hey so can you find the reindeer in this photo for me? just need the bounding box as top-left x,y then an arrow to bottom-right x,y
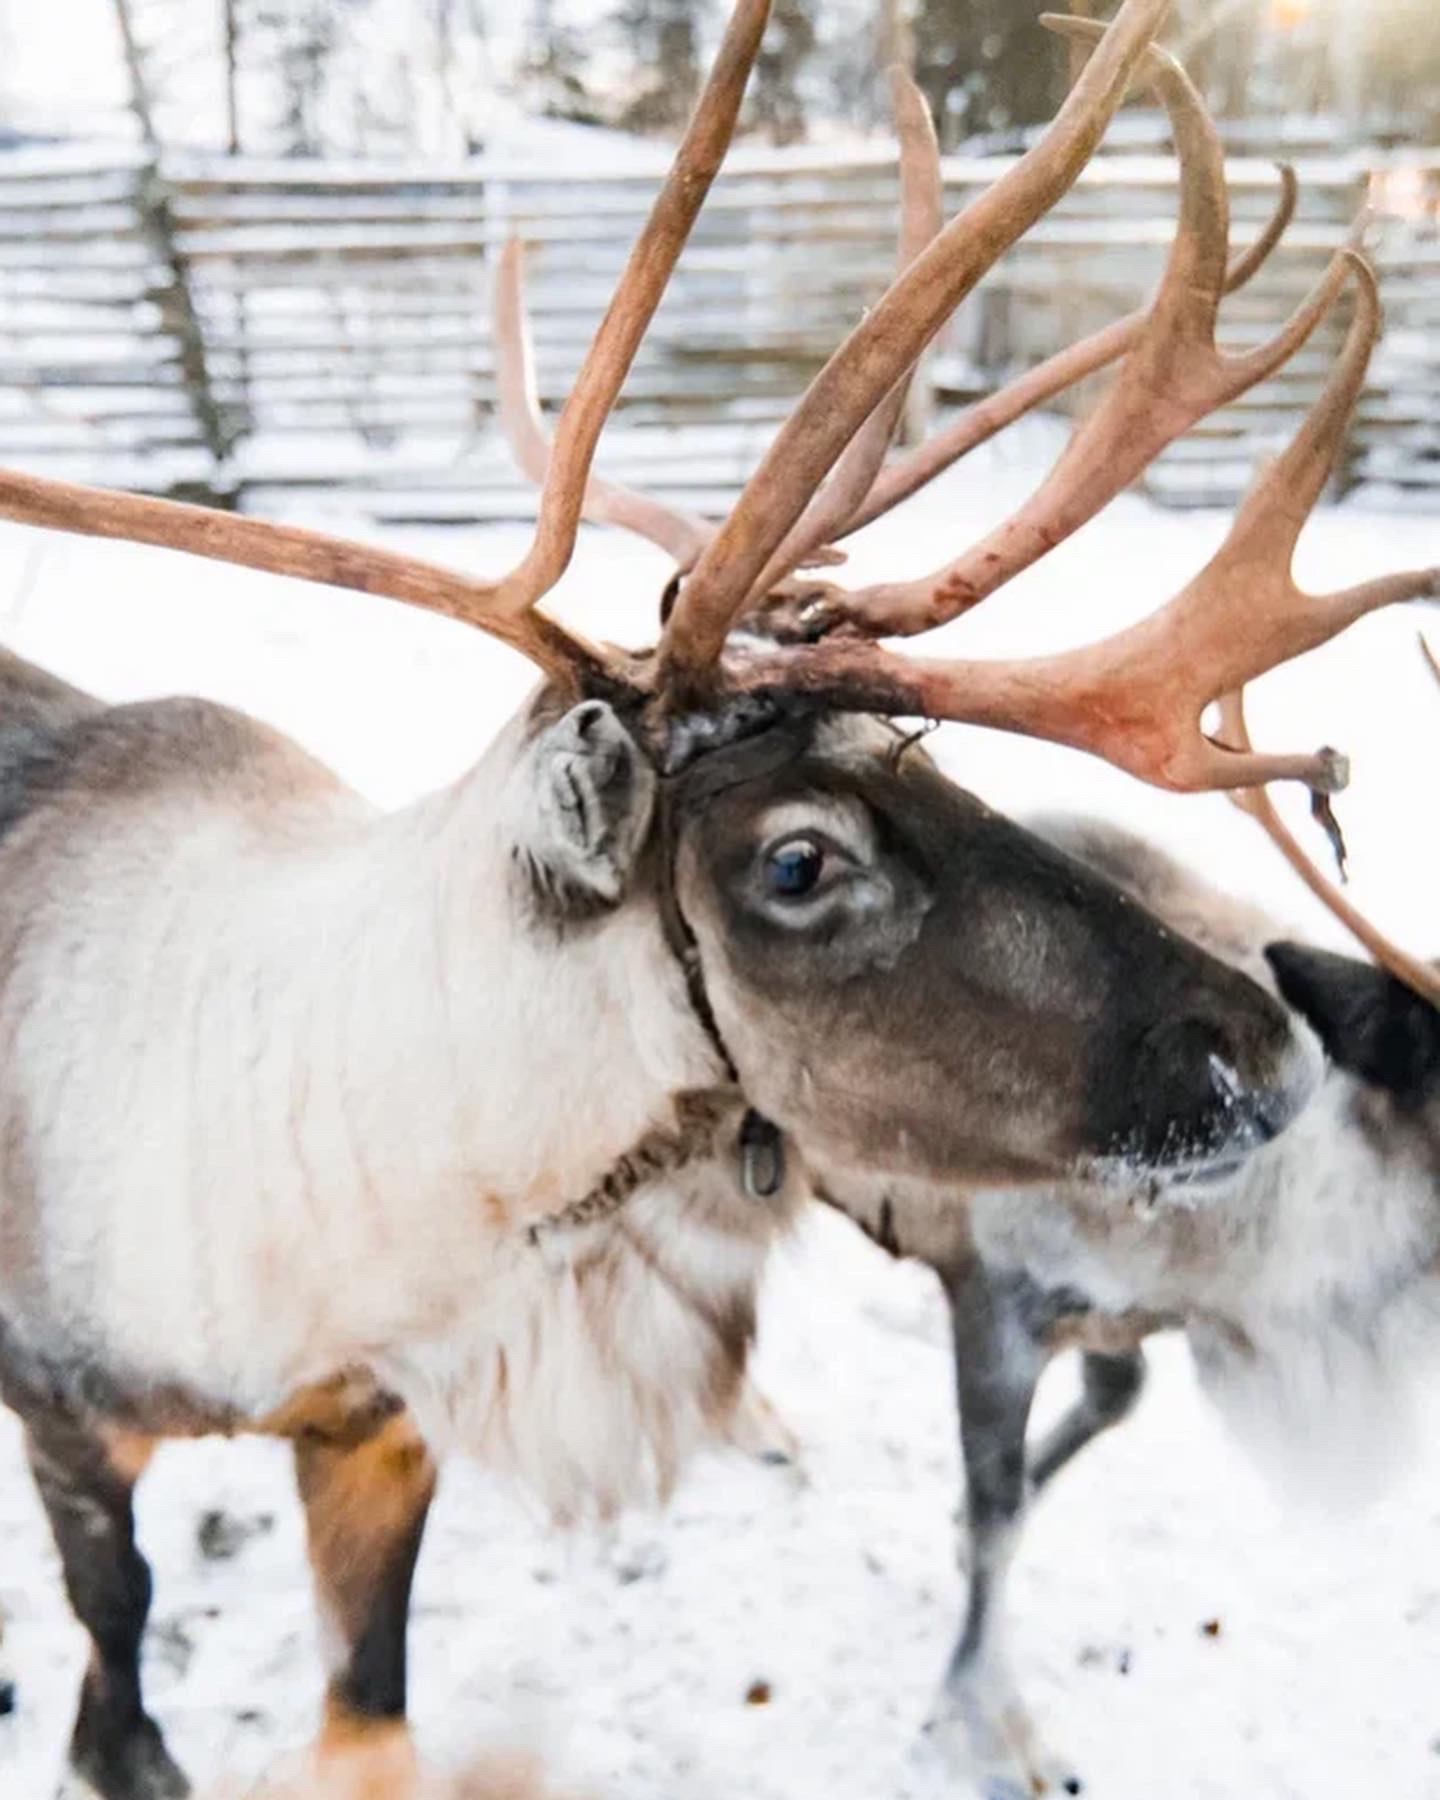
821,789 -> 1439,1797
0,3 -> 1432,1797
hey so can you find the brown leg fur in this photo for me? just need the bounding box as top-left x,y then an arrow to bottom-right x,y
24,1412 -> 186,1799
293,1412 -> 437,1740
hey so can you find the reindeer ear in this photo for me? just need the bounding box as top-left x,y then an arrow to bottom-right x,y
1265,941 -> 1440,1105
527,700 -> 656,914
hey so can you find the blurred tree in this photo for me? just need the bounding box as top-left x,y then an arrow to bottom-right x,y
913,0 -> 1067,145
243,0 -> 366,155
526,0 -> 604,125
750,0 -> 818,145
610,0 -> 704,134
1351,0 -> 1440,138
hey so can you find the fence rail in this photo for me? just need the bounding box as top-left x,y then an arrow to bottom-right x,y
0,139 -> 1435,519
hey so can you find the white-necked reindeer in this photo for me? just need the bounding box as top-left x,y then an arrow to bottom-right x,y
0,4 -> 1433,1798
819,802 -> 1439,1800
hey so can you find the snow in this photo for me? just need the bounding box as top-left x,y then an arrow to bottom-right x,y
0,421 -> 1437,1800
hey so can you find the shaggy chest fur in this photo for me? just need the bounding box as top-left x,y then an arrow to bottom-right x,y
2,1119 -> 796,1520
0,659 -> 786,1520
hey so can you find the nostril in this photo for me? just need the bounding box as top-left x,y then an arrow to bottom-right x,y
1130,1012 -> 1273,1163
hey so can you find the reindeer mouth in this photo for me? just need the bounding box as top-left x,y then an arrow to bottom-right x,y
1079,1107 -> 1287,1205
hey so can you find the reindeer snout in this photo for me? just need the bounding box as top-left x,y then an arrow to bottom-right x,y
1127,999 -> 1316,1175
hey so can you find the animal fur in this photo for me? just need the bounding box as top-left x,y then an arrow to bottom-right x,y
209,1730 -> 585,1800
0,643 -> 1313,1799
827,814 -> 1440,1798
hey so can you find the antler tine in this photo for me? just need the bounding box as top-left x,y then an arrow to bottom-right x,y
719,257 -> 1436,798
841,162 -> 1300,540
739,67 -> 945,604
1195,255 -> 1438,671
493,238 -> 713,567
0,6 -> 773,691
0,470 -> 598,680
490,0 -> 771,622
1217,690 -> 1440,1008
657,0 -> 1173,693
826,22 -> 1355,639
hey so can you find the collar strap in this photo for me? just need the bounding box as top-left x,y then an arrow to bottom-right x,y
527,790 -> 786,1246
527,1088 -> 734,1245
654,782 -> 739,1085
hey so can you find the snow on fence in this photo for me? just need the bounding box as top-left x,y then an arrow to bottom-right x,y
0,139 -> 1434,520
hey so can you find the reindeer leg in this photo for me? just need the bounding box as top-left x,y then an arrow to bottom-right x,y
1029,1350 -> 1147,1493
923,1260 -> 1080,1800
293,1412 -> 437,1753
0,1600 -> 15,1718
23,1412 -> 186,1800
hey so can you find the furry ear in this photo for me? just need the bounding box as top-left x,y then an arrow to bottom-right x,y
524,700 -> 656,918
1265,941 -> 1440,1106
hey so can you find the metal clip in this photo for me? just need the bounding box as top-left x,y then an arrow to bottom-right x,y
739,1109 -> 785,1200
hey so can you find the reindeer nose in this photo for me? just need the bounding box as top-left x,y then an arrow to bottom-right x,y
1204,1048 -> 1294,1146
1132,1004 -> 1310,1169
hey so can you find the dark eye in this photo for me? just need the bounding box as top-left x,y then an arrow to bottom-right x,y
764,837 -> 825,899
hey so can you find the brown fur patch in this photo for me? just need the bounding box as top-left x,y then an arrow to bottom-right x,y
296,1410 -> 437,1719
210,1729 -> 588,1800
258,1369 -> 405,1448
95,1422 -> 156,1486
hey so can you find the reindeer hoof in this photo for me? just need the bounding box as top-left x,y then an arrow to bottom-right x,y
64,1712 -> 191,1800
921,1688 -> 1081,1800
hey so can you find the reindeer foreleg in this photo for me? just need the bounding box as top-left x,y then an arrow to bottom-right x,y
24,1411 -> 186,1800
293,1412 -> 437,1754
923,1259 -> 1081,1800
1029,1349 -> 1147,1492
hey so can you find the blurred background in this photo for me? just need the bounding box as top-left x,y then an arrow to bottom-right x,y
0,0 -> 1435,525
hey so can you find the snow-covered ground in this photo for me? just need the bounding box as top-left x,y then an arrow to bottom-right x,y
0,421 -> 1437,1800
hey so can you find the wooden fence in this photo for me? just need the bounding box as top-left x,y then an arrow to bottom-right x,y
0,138 -> 1435,520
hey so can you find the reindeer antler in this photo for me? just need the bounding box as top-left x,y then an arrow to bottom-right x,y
717,254 -> 1436,791
739,68 -> 946,602
837,161 -> 1299,542
0,0 -> 774,692
1421,632 -> 1440,693
657,0 -> 1174,689
1218,688 -> 1440,1008
492,238 -> 713,569
725,21 -> 1353,645
0,0 -> 1431,817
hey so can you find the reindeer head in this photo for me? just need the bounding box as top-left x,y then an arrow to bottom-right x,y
0,0 -> 1430,1199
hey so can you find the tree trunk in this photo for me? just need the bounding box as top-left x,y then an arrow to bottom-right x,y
223,0 -> 241,154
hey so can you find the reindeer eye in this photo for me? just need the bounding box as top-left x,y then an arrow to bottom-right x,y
764,837 -> 826,899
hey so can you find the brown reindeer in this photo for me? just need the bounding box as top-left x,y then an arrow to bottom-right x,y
0,4 -> 1432,1797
